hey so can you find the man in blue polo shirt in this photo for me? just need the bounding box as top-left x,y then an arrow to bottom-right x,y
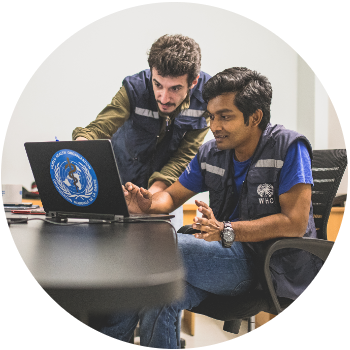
100,67 -> 322,348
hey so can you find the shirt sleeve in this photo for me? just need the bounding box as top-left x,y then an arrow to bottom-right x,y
177,154 -> 208,193
72,86 -> 130,140
278,139 -> 313,196
148,112 -> 210,187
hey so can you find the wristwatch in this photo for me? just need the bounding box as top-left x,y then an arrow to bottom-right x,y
221,221 -> 235,248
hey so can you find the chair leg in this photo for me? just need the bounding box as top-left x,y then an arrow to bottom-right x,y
128,335 -> 135,349
247,316 -> 255,341
132,319 -> 186,347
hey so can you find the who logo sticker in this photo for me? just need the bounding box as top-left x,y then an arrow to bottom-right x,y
257,183 -> 274,205
50,149 -> 98,207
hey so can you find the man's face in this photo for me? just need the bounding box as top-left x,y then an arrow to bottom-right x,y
207,93 -> 256,151
151,68 -> 198,114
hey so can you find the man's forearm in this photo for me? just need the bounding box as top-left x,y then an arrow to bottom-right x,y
148,180 -> 169,195
231,213 -> 307,242
72,86 -> 130,140
148,190 -> 177,214
148,181 -> 195,214
230,183 -> 311,242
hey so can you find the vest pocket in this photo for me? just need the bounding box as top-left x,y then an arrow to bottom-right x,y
204,172 -> 225,216
175,114 -> 207,130
247,168 -> 279,218
131,116 -> 159,134
123,119 -> 157,162
168,115 -> 206,152
168,125 -> 186,152
204,172 -> 225,191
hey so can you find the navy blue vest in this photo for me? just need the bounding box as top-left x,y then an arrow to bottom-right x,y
111,69 -> 211,188
197,124 -> 322,299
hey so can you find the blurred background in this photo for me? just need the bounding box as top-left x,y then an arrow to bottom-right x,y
1,2 -> 346,203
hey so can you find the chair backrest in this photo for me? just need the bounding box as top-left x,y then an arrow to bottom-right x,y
311,149 -> 347,240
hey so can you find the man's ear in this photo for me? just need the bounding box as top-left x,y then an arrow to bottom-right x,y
250,109 -> 263,127
189,75 -> 200,89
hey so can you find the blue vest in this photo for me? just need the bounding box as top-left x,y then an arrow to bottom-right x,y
111,69 -> 211,188
197,124 -> 322,299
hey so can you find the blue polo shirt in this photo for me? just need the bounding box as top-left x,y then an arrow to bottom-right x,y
179,140 -> 313,221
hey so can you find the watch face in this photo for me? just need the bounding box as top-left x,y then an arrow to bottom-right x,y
221,222 -> 234,248
223,229 -> 234,242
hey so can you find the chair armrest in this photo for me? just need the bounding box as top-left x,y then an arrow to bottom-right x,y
262,237 -> 334,314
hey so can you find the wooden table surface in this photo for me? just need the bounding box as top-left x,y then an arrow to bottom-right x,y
327,207 -> 345,242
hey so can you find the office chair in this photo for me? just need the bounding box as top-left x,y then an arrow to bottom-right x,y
178,149 -> 347,334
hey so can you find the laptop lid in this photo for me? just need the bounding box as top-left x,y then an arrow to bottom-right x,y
24,140 -> 134,220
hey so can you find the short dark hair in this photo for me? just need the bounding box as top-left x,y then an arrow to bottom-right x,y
202,67 -> 272,130
148,34 -> 201,86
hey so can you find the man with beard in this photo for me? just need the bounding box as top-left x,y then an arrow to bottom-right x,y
73,34 -> 211,198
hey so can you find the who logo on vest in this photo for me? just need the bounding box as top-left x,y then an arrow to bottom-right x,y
257,183 -> 274,204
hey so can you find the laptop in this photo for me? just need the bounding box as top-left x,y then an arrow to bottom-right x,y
24,140 -> 174,222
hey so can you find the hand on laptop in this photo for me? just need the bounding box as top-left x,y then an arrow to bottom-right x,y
123,182 -> 152,214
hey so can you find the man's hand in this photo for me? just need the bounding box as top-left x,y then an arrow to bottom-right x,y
75,137 -> 88,141
123,182 -> 152,214
191,200 -> 224,241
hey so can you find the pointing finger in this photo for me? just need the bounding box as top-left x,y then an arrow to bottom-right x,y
195,200 -> 210,209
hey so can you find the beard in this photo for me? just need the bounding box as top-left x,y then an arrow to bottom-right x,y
156,89 -> 190,111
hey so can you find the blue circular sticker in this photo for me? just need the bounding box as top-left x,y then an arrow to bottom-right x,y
50,149 -> 98,206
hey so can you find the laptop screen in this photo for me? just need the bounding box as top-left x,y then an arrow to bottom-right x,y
24,140 -> 130,218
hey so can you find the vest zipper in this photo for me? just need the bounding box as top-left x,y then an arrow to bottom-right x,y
166,116 -> 170,132
237,136 -> 264,220
150,116 -> 172,182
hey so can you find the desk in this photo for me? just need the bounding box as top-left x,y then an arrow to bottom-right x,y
9,215 -> 184,319
22,198 -> 42,206
2,215 -> 184,312
327,207 -> 345,242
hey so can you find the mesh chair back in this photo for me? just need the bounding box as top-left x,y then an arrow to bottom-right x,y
311,149 -> 347,240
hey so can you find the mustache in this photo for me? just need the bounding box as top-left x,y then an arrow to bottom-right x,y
156,101 -> 175,107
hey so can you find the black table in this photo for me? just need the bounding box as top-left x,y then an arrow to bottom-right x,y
9,215 -> 184,321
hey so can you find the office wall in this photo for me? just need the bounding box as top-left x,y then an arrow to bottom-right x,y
1,3 -> 298,190
296,57 -> 347,196
297,56 -> 316,146
314,74 -> 329,149
328,99 -> 347,194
